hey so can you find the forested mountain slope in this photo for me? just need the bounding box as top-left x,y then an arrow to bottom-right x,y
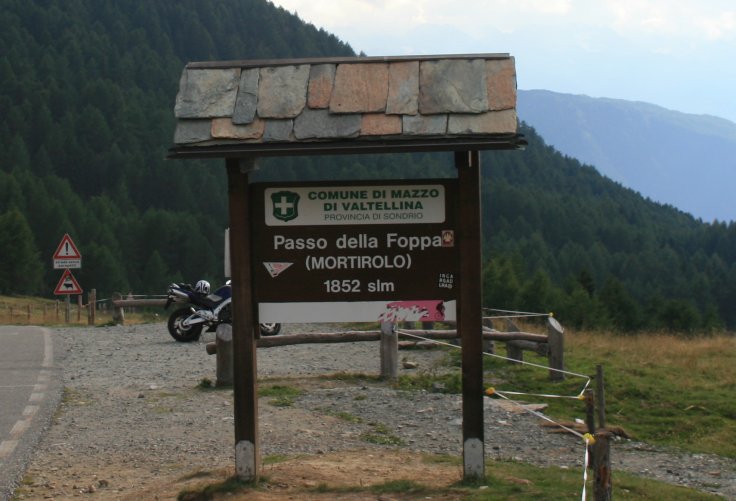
1,0 -> 735,331
0,0 -> 353,297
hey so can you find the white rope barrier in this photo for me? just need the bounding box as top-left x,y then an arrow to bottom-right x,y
491,390 -> 585,439
397,328 -> 592,383
482,349 -> 592,381
483,307 -> 553,318
582,437 -> 592,501
396,319 -> 595,499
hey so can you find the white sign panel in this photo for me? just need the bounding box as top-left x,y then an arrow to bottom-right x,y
264,184 -> 446,226
259,300 -> 456,324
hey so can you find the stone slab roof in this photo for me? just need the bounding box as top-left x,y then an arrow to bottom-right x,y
169,54 -> 523,158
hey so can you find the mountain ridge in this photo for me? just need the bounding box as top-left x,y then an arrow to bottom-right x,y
517,89 -> 736,222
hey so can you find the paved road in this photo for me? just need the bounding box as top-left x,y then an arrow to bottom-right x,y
0,326 -> 61,501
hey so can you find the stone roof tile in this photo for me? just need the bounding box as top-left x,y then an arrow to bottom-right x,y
486,59 -> 517,111
232,68 -> 259,124
257,65 -> 309,118
329,63 -> 389,114
294,108 -> 361,139
402,114 -> 448,135
418,59 -> 488,114
361,114 -> 402,136
387,61 -> 419,115
448,110 -> 517,135
307,64 -> 336,109
174,68 -> 240,118
211,117 -> 264,140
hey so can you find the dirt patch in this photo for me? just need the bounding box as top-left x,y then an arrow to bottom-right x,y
18,450 -> 467,500
232,450 -> 465,500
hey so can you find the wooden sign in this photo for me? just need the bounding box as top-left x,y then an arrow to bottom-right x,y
250,180 -> 459,323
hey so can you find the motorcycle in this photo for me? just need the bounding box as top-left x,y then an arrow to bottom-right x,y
165,281 -> 281,342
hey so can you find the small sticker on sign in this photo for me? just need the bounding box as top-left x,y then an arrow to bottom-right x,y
378,300 -> 446,322
441,230 -> 454,247
438,273 -> 454,289
263,262 -> 294,278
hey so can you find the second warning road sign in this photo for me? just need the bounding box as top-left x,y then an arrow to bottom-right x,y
54,269 -> 83,295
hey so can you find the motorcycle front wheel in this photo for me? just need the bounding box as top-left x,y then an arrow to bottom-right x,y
259,322 -> 281,336
167,308 -> 204,342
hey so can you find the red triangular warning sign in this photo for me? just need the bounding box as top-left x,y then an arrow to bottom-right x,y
54,269 -> 83,295
53,234 -> 81,259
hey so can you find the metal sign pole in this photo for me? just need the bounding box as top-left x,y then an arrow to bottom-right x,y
227,157 -> 260,481
456,150 -> 485,481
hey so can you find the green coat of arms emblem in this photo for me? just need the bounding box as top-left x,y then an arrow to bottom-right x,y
270,191 -> 300,222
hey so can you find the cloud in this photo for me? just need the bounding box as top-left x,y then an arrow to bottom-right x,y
603,0 -> 736,41
276,0 -> 577,37
278,0 -> 735,44
697,11 -> 736,40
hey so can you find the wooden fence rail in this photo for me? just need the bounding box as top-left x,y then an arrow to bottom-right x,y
110,294 -> 167,324
207,315 -> 564,381
254,327 -> 549,346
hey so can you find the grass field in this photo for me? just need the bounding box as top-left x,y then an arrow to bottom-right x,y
417,326 -> 736,458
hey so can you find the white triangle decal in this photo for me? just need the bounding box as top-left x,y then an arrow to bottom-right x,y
263,262 -> 294,278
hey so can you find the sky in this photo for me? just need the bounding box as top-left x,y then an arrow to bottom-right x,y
271,0 -> 736,123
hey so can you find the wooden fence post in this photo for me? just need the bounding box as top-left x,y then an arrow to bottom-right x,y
380,321 -> 398,380
77,295 -> 82,322
481,317 -> 496,354
27,304 -> 32,323
88,289 -> 96,326
547,316 -> 565,380
215,324 -> 234,386
592,431 -> 612,501
596,364 -> 607,429
584,388 -> 596,434
112,292 -> 125,325
504,318 -> 523,363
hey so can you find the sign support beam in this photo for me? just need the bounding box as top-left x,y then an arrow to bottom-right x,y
456,150 -> 485,481
227,157 -> 260,481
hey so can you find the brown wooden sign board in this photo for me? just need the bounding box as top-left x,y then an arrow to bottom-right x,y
250,180 -> 458,323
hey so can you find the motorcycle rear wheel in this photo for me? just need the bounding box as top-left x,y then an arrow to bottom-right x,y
168,308 -> 203,342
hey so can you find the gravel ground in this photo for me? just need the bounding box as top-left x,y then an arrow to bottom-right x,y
13,323 -> 736,499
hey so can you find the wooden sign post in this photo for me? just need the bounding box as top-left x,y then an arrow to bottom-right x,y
456,150 -> 485,479
170,54 -> 524,483
227,158 -> 261,479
